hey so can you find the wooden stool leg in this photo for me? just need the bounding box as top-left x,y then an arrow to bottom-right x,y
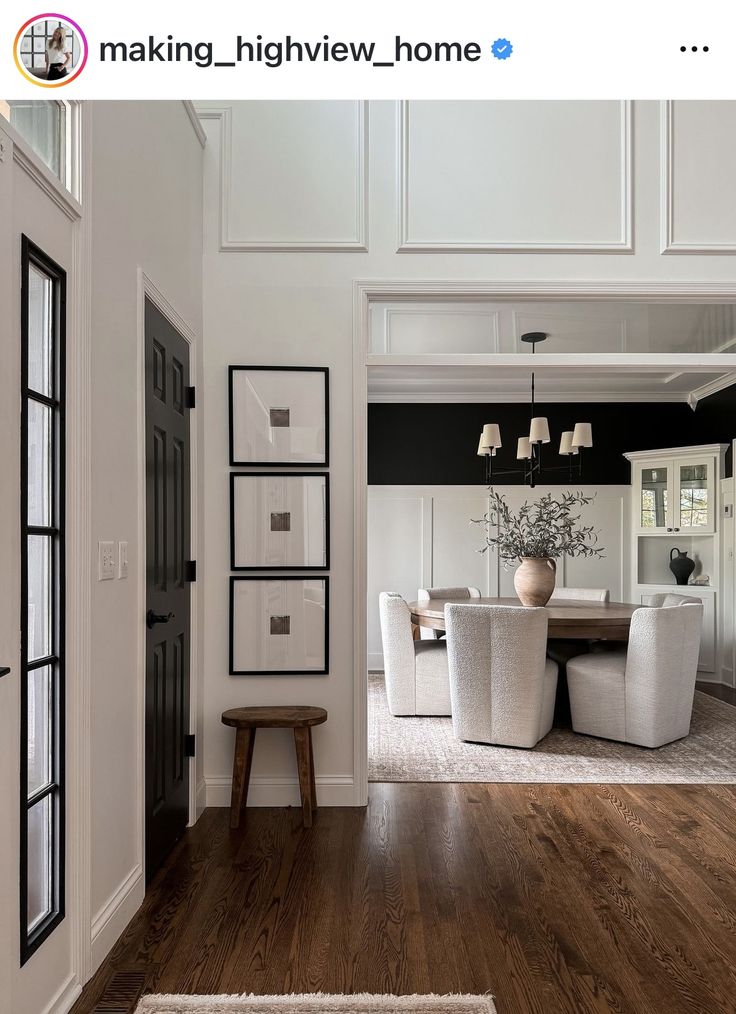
230,727 -> 255,829
293,727 -> 314,828
308,727 -> 317,811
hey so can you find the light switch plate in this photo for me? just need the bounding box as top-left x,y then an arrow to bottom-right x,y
118,541 -> 129,579
98,541 -> 115,581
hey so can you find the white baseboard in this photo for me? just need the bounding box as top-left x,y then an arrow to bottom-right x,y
42,973 -> 82,1014
90,863 -> 144,974
194,777 -> 207,822
368,653 -> 384,671
205,775 -> 355,808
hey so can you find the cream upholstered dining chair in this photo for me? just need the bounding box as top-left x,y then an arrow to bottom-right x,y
378,592 -> 451,716
444,604 -> 558,748
547,587 -> 612,670
550,587 -> 610,602
417,586 -> 481,638
417,586 -> 481,639
566,602 -> 703,748
645,592 -> 701,607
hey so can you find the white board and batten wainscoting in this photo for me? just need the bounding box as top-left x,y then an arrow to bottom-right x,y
368,483 -> 730,682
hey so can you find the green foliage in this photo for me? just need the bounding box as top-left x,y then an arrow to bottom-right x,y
472,489 -> 605,565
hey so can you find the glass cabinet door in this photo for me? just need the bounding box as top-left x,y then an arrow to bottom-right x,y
639,465 -> 670,531
675,458 -> 713,532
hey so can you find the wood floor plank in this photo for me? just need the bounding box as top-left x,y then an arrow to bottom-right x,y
71,785 -> 736,1014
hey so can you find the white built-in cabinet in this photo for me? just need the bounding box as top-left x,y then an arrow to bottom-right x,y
629,450 -> 720,535
624,444 -> 728,673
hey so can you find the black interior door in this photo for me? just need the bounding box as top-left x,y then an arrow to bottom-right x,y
144,298 -> 191,882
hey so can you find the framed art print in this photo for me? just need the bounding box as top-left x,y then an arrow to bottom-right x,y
230,577 -> 329,675
229,366 -> 329,466
230,472 -> 329,570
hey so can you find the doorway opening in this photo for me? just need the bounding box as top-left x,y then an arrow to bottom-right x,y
354,282 -> 736,796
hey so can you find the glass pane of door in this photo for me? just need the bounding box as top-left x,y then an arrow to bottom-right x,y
26,795 -> 52,932
27,264 -> 54,398
28,400 -> 51,526
27,535 -> 51,661
27,665 -> 52,796
640,466 -> 669,529
679,462 -> 709,528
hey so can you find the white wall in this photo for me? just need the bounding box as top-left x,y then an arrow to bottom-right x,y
367,485 -> 630,668
87,101 -> 203,963
199,98 -> 736,810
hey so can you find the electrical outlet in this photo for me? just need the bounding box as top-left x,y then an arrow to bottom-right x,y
98,541 -> 115,581
118,541 -> 129,579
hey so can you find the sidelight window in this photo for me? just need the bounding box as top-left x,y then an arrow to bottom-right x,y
20,237 -> 66,963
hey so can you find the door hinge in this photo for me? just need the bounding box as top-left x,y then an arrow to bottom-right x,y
185,560 -> 197,582
185,386 -> 196,409
184,734 -> 196,758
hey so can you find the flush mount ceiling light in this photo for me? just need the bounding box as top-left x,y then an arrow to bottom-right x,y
476,332 -> 593,488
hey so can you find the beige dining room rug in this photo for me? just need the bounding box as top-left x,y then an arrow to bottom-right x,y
368,672 -> 736,783
135,995 -> 497,1013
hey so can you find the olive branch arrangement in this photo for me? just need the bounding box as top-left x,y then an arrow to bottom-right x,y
472,490 -> 605,567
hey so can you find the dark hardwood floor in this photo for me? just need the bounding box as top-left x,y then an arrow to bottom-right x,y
72,783 -> 736,1014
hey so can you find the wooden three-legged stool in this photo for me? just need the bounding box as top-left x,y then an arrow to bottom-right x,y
221,706 -> 328,828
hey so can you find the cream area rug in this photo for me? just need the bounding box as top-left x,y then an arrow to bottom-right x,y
369,672 -> 736,783
135,995 -> 496,1013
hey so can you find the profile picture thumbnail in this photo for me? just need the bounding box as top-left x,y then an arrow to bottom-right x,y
14,14 -> 88,87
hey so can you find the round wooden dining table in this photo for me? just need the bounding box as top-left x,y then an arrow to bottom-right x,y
409,597 -> 639,641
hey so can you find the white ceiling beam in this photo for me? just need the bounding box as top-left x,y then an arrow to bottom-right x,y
366,354 -> 736,373
687,371 -> 736,410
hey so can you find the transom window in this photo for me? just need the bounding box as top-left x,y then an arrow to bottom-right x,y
20,237 -> 66,964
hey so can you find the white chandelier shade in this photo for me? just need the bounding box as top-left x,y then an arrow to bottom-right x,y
481,423 -> 502,450
559,431 -> 578,456
516,436 -> 532,460
529,417 -> 551,444
572,421 -> 593,448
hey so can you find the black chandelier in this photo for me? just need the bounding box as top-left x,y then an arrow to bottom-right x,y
476,332 -> 593,488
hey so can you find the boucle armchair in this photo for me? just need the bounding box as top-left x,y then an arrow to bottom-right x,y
379,592 -> 451,716
646,592 -> 701,607
567,603 -> 703,748
444,604 -> 558,748
417,586 -> 481,639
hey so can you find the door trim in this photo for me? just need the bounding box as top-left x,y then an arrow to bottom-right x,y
136,269 -> 201,886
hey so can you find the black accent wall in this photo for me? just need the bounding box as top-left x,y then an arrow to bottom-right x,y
368,387 -> 736,485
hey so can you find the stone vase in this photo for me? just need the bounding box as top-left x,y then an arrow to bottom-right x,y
514,557 -> 557,607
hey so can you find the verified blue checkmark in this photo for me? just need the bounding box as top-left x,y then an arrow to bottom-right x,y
491,38 -> 513,60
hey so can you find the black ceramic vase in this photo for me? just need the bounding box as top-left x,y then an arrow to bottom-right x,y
669,548 -> 695,586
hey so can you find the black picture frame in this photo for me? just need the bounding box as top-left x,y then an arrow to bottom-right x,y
229,576 -> 329,676
230,472 -> 330,571
228,365 -> 330,467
